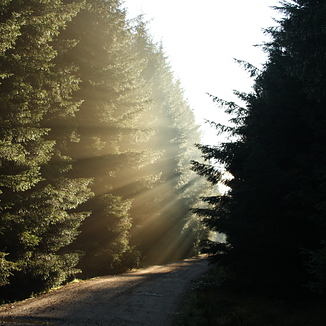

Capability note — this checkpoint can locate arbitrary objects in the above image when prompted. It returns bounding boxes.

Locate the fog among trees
[0,0,209,301]
[2,0,326,306]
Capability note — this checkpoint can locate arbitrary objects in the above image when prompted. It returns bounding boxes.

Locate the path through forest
[0,256,210,326]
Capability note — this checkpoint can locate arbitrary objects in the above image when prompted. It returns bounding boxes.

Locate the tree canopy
[0,0,208,301]
[192,0,326,296]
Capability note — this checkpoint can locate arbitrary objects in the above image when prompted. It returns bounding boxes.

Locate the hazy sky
[123,0,282,144]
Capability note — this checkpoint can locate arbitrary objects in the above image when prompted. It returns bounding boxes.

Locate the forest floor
[175,266,326,326]
[0,256,210,326]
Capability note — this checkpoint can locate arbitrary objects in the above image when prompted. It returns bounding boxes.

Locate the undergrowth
[174,265,326,326]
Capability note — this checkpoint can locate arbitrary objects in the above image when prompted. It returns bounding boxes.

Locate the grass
[174,266,326,326]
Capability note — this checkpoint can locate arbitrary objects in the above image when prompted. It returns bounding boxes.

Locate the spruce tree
[0,0,92,299]
[193,0,326,295]
[129,17,209,264]
[59,0,158,277]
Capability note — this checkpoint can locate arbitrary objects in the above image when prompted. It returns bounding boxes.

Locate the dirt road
[0,256,210,326]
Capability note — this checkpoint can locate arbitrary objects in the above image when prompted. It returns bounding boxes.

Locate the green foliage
[0,0,210,301]
[0,253,16,287]
[56,0,158,277]
[75,194,133,277]
[0,0,92,300]
[16,252,82,295]
[127,17,210,264]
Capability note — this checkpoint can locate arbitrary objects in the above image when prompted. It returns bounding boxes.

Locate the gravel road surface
[0,256,210,326]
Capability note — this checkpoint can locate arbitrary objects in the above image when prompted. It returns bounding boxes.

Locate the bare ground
[0,256,210,326]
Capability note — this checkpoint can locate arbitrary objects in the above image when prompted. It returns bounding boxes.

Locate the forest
[0,0,210,301]
[174,1,326,324]
[1,0,326,317]
[188,0,326,320]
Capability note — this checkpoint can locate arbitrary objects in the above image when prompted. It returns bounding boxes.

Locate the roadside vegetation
[2,0,326,317]
[181,0,326,324]
[175,265,326,326]
[0,0,209,302]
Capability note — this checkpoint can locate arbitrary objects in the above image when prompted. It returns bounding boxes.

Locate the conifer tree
[129,17,209,264]
[0,0,92,299]
[59,0,158,277]
[192,0,326,295]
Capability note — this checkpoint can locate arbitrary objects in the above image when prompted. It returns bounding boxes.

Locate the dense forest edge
[2,0,326,322]
[179,0,326,324]
[0,0,212,302]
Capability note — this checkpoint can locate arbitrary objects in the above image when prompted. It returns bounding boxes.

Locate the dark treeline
[0,0,209,301]
[193,0,326,298]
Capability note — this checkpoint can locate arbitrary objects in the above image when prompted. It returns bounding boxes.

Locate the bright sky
[123,0,282,145]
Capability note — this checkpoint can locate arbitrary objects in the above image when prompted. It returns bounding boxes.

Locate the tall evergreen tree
[59,0,159,277]
[0,0,92,299]
[193,0,326,295]
[129,17,209,264]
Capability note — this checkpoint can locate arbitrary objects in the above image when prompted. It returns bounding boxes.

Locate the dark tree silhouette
[193,0,326,295]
